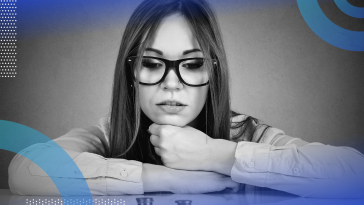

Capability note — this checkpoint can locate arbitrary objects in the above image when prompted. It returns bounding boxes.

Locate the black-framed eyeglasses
[126,56,217,87]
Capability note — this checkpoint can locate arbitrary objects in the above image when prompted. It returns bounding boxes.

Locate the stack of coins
[136,197,154,205]
[175,200,192,205]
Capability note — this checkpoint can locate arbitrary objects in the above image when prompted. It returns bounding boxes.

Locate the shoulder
[229,112,311,146]
[97,116,111,145]
[230,114,249,123]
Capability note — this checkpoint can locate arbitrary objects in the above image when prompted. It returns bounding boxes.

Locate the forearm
[206,130,364,198]
[142,163,239,194]
[9,148,144,195]
[53,126,107,156]
[142,163,171,192]
[8,126,143,196]
[8,143,105,195]
[230,141,364,198]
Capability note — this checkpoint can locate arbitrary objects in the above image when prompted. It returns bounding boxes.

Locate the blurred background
[0,0,363,189]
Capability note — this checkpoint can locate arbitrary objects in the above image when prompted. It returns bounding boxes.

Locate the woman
[8,0,364,197]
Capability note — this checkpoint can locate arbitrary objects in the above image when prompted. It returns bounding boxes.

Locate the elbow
[8,153,60,196]
[8,153,28,195]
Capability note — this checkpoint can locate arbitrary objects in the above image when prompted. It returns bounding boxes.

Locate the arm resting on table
[8,124,143,195]
[231,127,364,198]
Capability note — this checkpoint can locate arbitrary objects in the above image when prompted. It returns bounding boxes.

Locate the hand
[148,123,213,171]
[149,123,237,175]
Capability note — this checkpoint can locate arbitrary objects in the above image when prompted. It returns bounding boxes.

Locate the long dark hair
[108,0,266,163]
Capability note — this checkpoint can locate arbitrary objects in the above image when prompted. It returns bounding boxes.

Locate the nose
[161,67,183,91]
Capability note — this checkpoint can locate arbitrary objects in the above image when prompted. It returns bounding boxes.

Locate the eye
[182,59,204,69]
[142,58,164,69]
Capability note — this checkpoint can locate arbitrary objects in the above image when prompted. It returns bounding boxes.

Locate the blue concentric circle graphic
[297,0,364,51]
[0,120,93,202]
[334,0,364,18]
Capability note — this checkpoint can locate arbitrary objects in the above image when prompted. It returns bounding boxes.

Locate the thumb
[224,178,240,193]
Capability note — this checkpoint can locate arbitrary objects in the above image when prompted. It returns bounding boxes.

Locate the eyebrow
[145,48,202,56]
[183,48,202,55]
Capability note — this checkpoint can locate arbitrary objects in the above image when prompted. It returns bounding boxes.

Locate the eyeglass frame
[126,56,218,87]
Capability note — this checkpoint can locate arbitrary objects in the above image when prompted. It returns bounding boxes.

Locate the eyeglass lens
[135,57,209,85]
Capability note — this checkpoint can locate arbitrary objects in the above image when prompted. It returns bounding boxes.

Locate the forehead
[147,14,201,57]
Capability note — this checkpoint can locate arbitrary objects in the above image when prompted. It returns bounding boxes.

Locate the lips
[156,100,187,114]
[156,100,187,106]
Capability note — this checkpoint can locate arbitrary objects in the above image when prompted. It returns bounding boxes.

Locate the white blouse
[8,115,364,197]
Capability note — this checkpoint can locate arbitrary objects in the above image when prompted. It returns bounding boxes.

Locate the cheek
[189,86,209,111]
[138,87,155,113]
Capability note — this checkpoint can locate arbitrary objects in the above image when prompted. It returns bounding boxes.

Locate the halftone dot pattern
[0,0,17,78]
[25,198,126,205]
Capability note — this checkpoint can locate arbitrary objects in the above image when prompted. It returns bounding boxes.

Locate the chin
[154,115,189,127]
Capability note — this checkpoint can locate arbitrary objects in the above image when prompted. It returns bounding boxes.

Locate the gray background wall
[0,0,363,189]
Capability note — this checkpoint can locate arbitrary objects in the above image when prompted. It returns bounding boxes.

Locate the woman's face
[138,14,209,127]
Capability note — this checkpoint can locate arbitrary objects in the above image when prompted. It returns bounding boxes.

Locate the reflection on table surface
[1,186,364,205]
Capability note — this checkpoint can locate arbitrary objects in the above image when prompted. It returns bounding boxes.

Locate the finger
[232,184,240,193]
[154,147,162,156]
[150,134,160,147]
[148,123,161,135]
[224,178,239,191]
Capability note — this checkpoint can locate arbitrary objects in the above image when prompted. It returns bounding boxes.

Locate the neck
[187,110,206,134]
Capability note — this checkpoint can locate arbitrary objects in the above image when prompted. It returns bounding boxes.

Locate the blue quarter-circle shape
[297,0,364,51]
[334,0,364,18]
[0,120,93,202]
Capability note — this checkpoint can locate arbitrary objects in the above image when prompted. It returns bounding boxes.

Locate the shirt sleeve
[230,125,364,198]
[8,117,144,195]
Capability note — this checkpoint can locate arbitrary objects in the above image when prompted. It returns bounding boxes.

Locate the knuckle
[159,127,168,136]
[160,154,170,164]
[159,125,173,136]
[159,140,172,150]
[159,149,167,156]
[158,141,167,149]
[159,149,170,159]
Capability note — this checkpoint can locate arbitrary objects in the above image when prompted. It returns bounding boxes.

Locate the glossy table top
[1,188,363,205]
